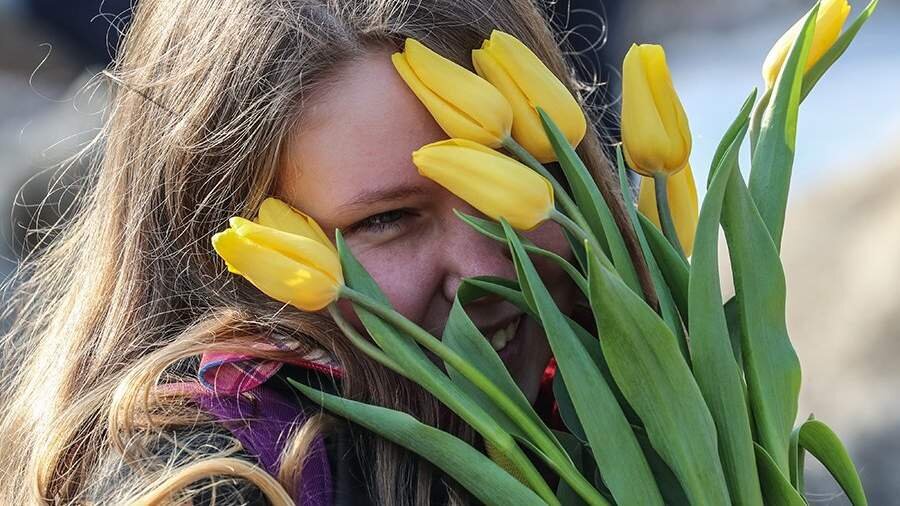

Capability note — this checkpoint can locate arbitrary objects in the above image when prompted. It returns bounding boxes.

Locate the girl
[0,0,647,504]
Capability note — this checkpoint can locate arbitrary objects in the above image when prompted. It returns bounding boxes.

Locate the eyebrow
[336,183,431,212]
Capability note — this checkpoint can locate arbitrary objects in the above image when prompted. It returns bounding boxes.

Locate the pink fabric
[154,338,344,505]
[198,337,343,396]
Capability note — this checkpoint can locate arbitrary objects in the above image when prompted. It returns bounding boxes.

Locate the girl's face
[277,47,577,402]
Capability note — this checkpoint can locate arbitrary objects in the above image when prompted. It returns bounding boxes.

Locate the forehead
[277,47,446,223]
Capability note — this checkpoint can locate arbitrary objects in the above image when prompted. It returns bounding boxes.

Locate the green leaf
[335,232,557,502]
[789,423,805,492]
[568,307,642,427]
[554,431,593,506]
[632,426,691,506]
[748,3,819,249]
[463,276,639,432]
[336,230,448,395]
[586,237,731,505]
[455,210,588,295]
[564,224,588,272]
[723,296,745,369]
[553,373,586,444]
[557,324,644,438]
[458,276,532,316]
[720,167,801,475]
[442,296,565,456]
[802,0,880,100]
[289,379,545,506]
[754,443,807,506]
[638,212,690,320]
[616,147,689,362]
[501,218,663,506]
[689,92,763,506]
[750,0,878,194]
[798,419,868,505]
[708,90,760,187]
[537,107,642,296]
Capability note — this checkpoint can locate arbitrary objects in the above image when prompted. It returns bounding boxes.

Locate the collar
[196,337,562,432]
[198,336,343,396]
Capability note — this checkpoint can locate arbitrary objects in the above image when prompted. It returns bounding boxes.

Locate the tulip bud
[762,0,851,90]
[621,43,691,178]
[472,30,587,163]
[412,138,554,231]
[257,197,336,253]
[637,163,699,256]
[391,38,513,147]
[212,217,343,311]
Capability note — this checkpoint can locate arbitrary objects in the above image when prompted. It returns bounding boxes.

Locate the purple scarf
[161,342,339,505]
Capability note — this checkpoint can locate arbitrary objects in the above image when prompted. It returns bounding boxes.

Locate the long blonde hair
[0,0,643,504]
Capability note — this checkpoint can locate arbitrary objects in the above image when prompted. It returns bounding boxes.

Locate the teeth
[490,316,522,351]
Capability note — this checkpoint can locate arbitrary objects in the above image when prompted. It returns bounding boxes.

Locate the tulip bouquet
[212,1,878,504]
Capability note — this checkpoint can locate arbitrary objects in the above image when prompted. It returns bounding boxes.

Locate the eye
[346,208,415,235]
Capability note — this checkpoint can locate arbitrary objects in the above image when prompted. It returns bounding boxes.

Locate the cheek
[345,240,441,324]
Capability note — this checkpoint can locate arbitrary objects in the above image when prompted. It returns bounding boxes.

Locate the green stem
[652,173,686,260]
[330,303,558,505]
[338,286,609,506]
[549,208,614,272]
[525,246,590,297]
[327,304,399,371]
[502,137,598,246]
[502,136,555,183]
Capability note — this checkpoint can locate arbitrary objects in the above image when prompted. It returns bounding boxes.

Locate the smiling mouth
[488,314,524,352]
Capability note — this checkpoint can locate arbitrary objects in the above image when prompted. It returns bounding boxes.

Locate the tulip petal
[808,0,851,69]
[473,48,553,162]
[229,217,343,284]
[762,0,851,89]
[412,140,553,231]
[391,52,500,147]
[403,39,513,136]
[257,198,336,252]
[639,46,691,173]
[212,229,339,311]
[483,31,586,149]
[621,44,677,176]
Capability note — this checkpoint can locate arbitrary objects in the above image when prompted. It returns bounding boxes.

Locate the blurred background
[0,0,896,502]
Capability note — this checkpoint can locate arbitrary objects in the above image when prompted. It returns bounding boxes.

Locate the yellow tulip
[412,138,554,231]
[762,0,851,90]
[212,217,343,311]
[257,197,336,253]
[638,163,699,256]
[621,43,691,178]
[391,38,513,148]
[472,30,587,163]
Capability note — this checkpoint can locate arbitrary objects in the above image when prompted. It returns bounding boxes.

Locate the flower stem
[507,137,661,312]
[333,294,558,504]
[653,172,686,260]
[549,208,614,272]
[338,286,609,506]
[502,137,593,237]
[327,304,399,371]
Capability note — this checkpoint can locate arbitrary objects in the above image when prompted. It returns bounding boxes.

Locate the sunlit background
[1,0,897,503]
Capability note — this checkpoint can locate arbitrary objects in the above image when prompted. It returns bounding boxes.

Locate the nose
[438,200,516,302]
